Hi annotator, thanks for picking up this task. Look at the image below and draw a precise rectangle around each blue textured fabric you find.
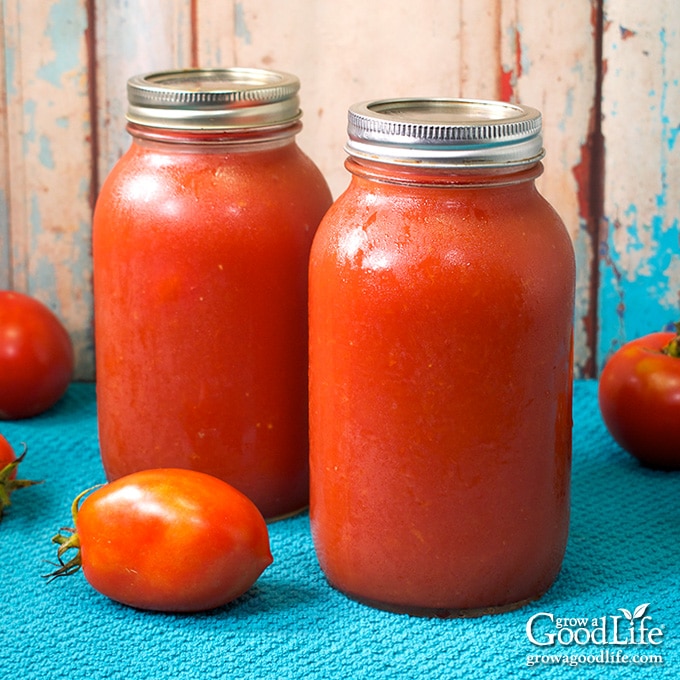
[1,381,678,679]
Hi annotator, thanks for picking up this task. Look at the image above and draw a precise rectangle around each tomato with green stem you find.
[598,323,680,470]
[48,468,273,612]
[0,433,42,520]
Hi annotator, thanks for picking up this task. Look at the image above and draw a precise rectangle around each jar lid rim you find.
[126,67,302,130]
[346,98,544,168]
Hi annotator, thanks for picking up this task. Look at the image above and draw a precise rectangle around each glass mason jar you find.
[93,68,332,520]
[309,99,575,616]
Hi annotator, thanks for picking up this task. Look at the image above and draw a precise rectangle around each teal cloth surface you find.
[1,381,678,679]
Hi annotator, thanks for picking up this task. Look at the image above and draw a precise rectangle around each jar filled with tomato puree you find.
[93,68,332,520]
[309,98,575,616]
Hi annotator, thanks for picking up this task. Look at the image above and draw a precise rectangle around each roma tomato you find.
[0,291,74,419]
[49,469,273,612]
[598,325,680,470]
[0,434,41,520]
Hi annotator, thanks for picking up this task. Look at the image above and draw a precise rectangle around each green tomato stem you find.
[661,322,680,359]
[0,446,43,521]
[44,484,103,581]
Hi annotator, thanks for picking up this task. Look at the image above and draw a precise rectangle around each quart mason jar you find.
[93,68,332,520]
[309,99,575,616]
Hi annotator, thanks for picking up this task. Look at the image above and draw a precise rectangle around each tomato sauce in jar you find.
[93,68,332,520]
[309,99,575,615]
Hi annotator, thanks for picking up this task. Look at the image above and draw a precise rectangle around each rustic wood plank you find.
[2,0,94,378]
[95,0,194,186]
[501,0,600,377]
[0,8,10,289]
[459,0,502,99]
[195,0,236,66]
[599,0,680,368]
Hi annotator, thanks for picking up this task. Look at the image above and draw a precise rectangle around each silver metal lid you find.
[126,67,302,130]
[346,98,544,167]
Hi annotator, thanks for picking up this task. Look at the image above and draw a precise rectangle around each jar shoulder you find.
[315,180,573,257]
[95,140,331,215]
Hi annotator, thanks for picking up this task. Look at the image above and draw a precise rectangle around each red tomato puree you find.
[309,153,575,615]
[94,131,331,519]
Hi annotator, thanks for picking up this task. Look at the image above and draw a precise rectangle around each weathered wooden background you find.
[1,0,678,379]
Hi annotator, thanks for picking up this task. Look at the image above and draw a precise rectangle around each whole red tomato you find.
[0,291,74,419]
[0,433,41,520]
[598,325,680,470]
[49,468,273,611]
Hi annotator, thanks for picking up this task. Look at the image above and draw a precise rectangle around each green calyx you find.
[661,322,680,359]
[47,528,82,579]
[0,446,43,521]
[45,485,102,580]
